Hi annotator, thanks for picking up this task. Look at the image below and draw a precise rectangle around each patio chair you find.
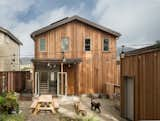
[74,101,87,116]
[52,98,59,112]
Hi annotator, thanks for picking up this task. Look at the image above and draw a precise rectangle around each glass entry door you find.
[57,72,67,96]
[49,72,58,96]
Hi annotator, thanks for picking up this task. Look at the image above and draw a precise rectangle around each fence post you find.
[2,74,6,92]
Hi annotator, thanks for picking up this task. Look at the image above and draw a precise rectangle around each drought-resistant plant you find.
[0,95,5,112]
[78,115,99,121]
[0,114,24,121]
[60,115,99,121]
[0,91,19,114]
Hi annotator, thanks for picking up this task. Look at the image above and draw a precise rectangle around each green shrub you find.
[0,92,19,114]
[78,115,99,121]
[0,96,5,104]
[0,114,24,121]
[60,115,99,121]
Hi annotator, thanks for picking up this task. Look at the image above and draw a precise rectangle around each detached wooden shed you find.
[120,45,160,121]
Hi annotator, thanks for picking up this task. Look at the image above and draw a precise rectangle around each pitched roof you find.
[125,44,160,56]
[0,27,23,45]
[31,15,121,38]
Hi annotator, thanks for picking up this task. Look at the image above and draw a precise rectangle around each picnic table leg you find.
[33,103,40,115]
[49,103,56,114]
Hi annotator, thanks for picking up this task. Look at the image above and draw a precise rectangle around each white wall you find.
[0,32,20,71]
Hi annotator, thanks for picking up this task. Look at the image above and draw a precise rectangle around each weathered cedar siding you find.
[34,21,117,95]
[121,50,160,120]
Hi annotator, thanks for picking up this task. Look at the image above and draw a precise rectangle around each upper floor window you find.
[39,38,46,51]
[103,39,109,51]
[85,38,91,51]
[61,37,69,52]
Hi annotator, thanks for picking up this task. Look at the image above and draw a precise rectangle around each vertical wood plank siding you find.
[121,51,160,120]
[34,21,117,95]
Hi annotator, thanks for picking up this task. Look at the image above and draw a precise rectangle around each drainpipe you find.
[120,45,125,117]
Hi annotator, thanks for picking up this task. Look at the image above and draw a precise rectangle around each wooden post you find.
[61,62,63,95]
[2,73,5,93]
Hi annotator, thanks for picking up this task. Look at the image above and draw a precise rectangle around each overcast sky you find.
[0,0,160,56]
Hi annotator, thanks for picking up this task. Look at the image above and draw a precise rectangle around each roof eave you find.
[0,27,23,45]
[124,45,160,56]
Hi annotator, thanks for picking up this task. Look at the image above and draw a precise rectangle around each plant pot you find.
[8,108,13,114]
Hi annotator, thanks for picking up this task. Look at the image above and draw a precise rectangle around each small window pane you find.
[61,37,69,52]
[40,39,46,51]
[85,38,90,51]
[103,39,109,51]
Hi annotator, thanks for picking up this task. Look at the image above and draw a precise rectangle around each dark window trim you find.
[84,38,91,51]
[103,38,109,52]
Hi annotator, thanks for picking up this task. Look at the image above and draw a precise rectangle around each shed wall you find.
[121,51,160,120]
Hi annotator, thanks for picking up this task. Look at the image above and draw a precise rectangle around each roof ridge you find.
[31,15,121,38]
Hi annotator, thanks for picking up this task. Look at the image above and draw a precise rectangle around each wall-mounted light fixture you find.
[120,45,125,59]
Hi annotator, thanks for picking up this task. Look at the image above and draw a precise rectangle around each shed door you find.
[125,77,134,121]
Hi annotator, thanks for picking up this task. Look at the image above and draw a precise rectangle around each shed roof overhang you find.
[124,44,160,57]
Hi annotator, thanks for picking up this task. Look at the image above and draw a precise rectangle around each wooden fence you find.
[0,71,30,93]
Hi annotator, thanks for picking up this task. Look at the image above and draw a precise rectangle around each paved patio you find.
[19,96,126,121]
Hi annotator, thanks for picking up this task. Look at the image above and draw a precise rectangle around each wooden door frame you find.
[34,72,40,96]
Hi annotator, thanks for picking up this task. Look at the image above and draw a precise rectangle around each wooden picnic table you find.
[31,95,55,115]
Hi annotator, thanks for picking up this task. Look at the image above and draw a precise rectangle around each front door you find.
[49,72,58,96]
[57,72,67,96]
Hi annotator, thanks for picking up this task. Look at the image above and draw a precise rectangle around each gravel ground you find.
[19,96,126,121]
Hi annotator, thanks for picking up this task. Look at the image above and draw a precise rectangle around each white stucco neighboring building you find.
[0,27,23,71]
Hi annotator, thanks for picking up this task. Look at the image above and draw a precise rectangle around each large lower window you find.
[85,38,91,51]
[103,39,109,51]
[39,39,46,51]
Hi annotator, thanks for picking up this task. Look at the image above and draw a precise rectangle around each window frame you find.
[39,38,46,52]
[61,37,69,52]
[84,38,91,51]
[102,38,109,52]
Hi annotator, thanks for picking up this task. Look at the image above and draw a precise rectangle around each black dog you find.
[91,98,101,113]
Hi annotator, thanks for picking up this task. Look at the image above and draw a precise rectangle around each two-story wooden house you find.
[31,15,121,96]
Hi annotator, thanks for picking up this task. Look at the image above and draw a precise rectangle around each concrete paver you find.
[19,96,126,121]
